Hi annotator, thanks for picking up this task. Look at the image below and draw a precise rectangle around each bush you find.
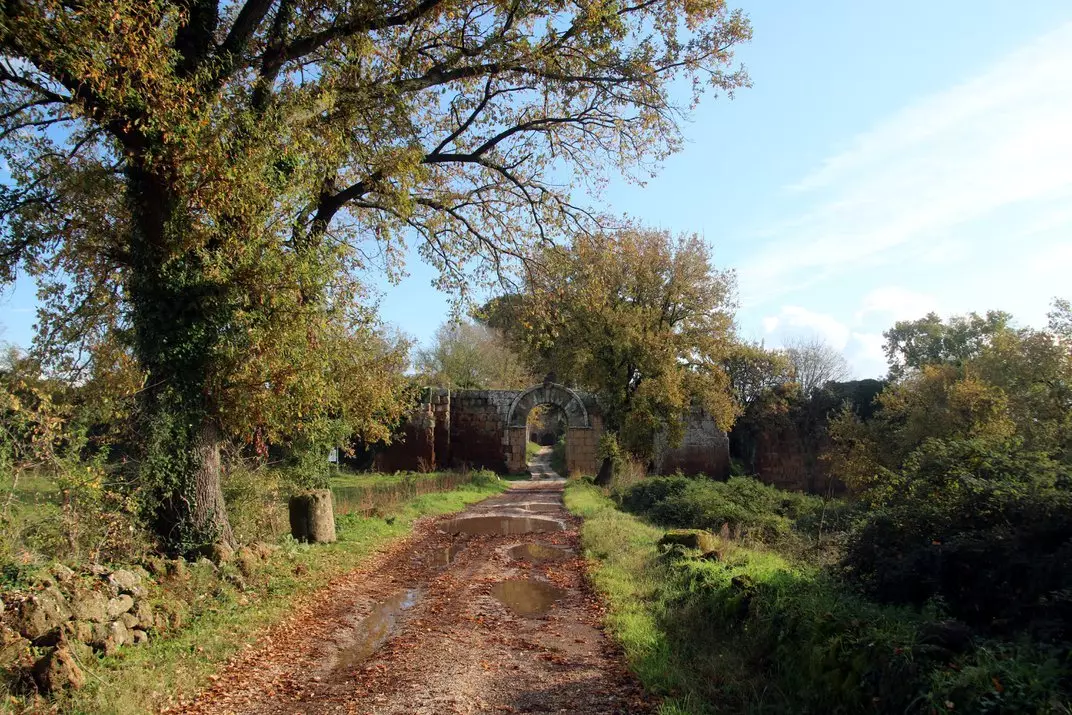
[617,475,838,547]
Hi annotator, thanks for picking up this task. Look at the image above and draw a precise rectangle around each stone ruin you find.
[375,381,730,478]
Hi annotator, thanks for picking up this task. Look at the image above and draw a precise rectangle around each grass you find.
[564,479,1069,715]
[7,478,505,714]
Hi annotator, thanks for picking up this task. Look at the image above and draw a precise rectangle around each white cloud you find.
[855,286,936,323]
[845,332,889,380]
[762,305,850,350]
[738,22,1072,305]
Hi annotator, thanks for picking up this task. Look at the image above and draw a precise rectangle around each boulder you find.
[69,589,109,623]
[63,620,95,644]
[131,629,149,645]
[0,626,34,673]
[108,569,145,597]
[50,564,76,584]
[288,490,337,543]
[120,612,139,630]
[658,529,717,552]
[105,595,134,619]
[133,601,155,631]
[90,620,130,655]
[32,646,85,693]
[15,586,72,642]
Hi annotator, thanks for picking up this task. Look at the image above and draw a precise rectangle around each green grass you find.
[564,479,1068,715]
[25,479,506,715]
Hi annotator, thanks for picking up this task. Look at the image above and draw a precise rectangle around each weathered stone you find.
[235,546,258,577]
[32,646,85,693]
[108,569,145,597]
[105,594,134,619]
[133,601,155,631]
[69,589,109,623]
[288,490,336,543]
[119,612,139,630]
[0,626,34,672]
[90,620,130,655]
[131,629,149,645]
[658,529,718,552]
[63,620,95,644]
[50,564,76,584]
[88,564,108,576]
[15,586,72,642]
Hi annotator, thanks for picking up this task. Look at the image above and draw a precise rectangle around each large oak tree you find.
[0,0,750,551]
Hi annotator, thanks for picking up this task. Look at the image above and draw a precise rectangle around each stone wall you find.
[448,390,516,472]
[373,404,435,472]
[655,408,731,479]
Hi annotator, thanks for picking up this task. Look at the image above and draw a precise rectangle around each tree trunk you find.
[191,420,236,548]
[126,163,237,555]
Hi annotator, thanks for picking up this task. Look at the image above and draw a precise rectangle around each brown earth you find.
[175,476,655,715]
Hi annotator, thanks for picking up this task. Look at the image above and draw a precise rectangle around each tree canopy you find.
[0,0,752,551]
[495,227,739,462]
[414,320,532,390]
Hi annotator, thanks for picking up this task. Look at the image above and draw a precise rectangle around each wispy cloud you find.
[738,22,1072,304]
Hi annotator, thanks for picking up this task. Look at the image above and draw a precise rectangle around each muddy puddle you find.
[429,543,464,568]
[337,589,421,668]
[491,578,566,617]
[508,543,571,563]
[442,515,563,535]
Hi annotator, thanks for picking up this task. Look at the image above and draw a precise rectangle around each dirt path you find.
[178,476,653,714]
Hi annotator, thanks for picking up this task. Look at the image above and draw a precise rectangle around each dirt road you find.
[180,471,653,714]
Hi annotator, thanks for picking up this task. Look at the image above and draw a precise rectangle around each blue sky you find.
[3,1,1071,378]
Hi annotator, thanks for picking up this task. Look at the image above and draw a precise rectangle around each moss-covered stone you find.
[658,529,717,552]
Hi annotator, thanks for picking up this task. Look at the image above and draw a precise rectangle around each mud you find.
[183,481,654,715]
[508,542,571,563]
[491,578,566,617]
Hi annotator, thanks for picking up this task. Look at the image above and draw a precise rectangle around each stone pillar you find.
[288,490,337,543]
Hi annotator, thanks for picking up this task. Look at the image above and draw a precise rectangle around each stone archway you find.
[503,382,601,475]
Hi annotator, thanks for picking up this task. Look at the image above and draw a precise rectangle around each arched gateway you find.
[502,382,601,475]
[372,380,727,478]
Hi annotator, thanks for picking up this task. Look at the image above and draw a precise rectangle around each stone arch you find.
[506,382,590,429]
[503,382,600,475]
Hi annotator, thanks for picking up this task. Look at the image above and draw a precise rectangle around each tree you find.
[722,341,793,409]
[783,335,851,394]
[882,310,1012,379]
[0,1,752,551]
[415,320,532,389]
[502,227,739,470]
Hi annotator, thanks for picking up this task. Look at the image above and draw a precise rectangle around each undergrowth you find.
[566,479,1070,715]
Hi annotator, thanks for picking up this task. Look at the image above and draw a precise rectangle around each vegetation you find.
[0,0,752,553]
[414,321,533,390]
[491,227,740,477]
[568,478,1069,714]
[6,476,505,713]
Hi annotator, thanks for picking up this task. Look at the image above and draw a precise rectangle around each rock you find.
[15,586,72,642]
[90,620,130,655]
[32,646,85,693]
[208,542,234,564]
[131,629,149,645]
[0,627,34,672]
[166,559,188,579]
[236,546,258,577]
[920,619,973,654]
[88,564,108,577]
[105,595,134,619]
[288,490,337,543]
[658,529,717,552]
[133,601,155,631]
[69,589,109,623]
[50,564,76,584]
[119,612,139,630]
[63,620,95,644]
[108,569,145,597]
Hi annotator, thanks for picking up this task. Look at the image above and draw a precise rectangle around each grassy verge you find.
[32,479,505,715]
[565,480,1067,715]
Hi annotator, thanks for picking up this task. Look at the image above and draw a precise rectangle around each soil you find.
[176,459,655,715]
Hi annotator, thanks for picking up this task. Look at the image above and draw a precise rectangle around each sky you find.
[3,1,1072,378]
